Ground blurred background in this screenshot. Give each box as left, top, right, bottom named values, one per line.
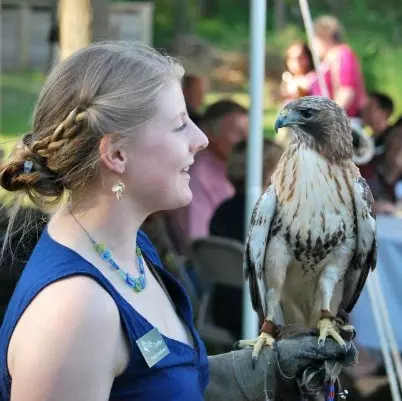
left=1, top=1, right=402, bottom=400
left=1, top=0, right=402, bottom=140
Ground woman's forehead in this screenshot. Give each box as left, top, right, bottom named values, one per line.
left=154, top=81, right=187, bottom=121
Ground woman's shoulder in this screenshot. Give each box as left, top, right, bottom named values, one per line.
left=7, top=275, right=123, bottom=399
left=14, top=274, right=121, bottom=335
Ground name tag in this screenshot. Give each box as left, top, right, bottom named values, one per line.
left=136, top=327, right=171, bottom=368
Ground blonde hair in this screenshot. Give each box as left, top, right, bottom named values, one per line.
left=0, top=41, right=184, bottom=255
left=313, top=15, right=345, bottom=44
left=1, top=41, right=184, bottom=205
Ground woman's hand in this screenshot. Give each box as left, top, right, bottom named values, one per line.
left=206, top=332, right=357, bottom=401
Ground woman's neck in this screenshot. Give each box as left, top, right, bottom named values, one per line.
left=50, top=191, right=148, bottom=263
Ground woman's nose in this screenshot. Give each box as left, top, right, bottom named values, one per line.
left=190, top=124, right=209, bottom=153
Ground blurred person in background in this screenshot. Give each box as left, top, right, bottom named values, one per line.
left=359, top=92, right=398, bottom=213
left=166, top=100, right=249, bottom=255
left=375, top=123, right=402, bottom=213
left=278, top=41, right=317, bottom=146
left=208, top=138, right=284, bottom=340
left=312, top=15, right=366, bottom=119
left=182, top=75, right=207, bottom=126
left=210, top=138, right=284, bottom=243
left=280, top=41, right=316, bottom=104
left=359, top=123, right=402, bottom=214
left=362, top=92, right=394, bottom=150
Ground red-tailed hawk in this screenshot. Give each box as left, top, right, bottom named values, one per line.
left=239, top=96, right=377, bottom=364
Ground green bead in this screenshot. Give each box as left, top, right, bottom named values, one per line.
left=94, top=243, right=106, bottom=254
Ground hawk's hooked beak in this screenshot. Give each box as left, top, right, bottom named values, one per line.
left=275, top=109, right=302, bottom=133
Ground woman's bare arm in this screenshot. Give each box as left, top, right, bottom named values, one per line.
left=8, top=276, right=125, bottom=401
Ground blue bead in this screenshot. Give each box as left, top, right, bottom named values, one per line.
left=126, top=275, right=135, bottom=287
left=101, top=250, right=112, bottom=261
left=89, top=240, right=147, bottom=292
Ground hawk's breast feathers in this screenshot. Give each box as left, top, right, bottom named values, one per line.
left=244, top=141, right=376, bottom=326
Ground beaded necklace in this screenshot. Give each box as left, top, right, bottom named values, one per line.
left=70, top=211, right=147, bottom=293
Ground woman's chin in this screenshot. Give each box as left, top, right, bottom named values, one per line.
left=176, top=189, right=193, bottom=208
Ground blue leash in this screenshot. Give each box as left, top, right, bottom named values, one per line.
left=324, top=381, right=335, bottom=401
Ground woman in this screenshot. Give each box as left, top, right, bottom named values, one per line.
left=278, top=42, right=316, bottom=146
left=281, top=41, right=316, bottom=104
left=0, top=42, right=355, bottom=401
left=312, top=15, right=367, bottom=118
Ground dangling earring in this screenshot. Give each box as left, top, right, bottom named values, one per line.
left=112, top=178, right=125, bottom=200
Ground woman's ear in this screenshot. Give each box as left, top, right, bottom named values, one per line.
left=98, top=134, right=127, bottom=175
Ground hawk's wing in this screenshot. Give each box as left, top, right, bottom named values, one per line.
left=340, top=177, right=377, bottom=314
left=244, top=185, right=278, bottom=323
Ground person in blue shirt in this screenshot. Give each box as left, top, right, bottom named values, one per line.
left=0, top=41, right=355, bottom=401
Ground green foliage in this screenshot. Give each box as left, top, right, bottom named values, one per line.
left=0, top=72, right=44, bottom=136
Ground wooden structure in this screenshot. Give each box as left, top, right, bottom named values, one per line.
left=1, top=0, right=154, bottom=72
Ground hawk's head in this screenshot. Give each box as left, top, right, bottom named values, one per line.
left=275, top=96, right=353, bottom=162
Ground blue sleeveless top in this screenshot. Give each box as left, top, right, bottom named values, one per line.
left=0, top=228, right=209, bottom=400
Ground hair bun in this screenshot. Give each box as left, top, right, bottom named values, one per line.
left=0, top=142, right=64, bottom=200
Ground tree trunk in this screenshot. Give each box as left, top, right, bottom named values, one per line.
left=59, top=0, right=92, bottom=61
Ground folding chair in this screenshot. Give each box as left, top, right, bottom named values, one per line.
left=189, top=236, right=245, bottom=350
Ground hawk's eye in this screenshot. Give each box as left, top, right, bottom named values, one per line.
left=301, top=109, right=314, bottom=119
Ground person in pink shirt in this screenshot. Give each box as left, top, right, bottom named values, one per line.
left=166, top=100, right=249, bottom=254
left=311, top=15, right=367, bottom=118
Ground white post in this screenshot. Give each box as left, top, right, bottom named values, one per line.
left=298, top=0, right=329, bottom=98
left=242, top=0, right=267, bottom=339
left=367, top=274, right=401, bottom=401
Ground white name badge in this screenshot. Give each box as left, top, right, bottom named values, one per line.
left=136, top=327, right=171, bottom=368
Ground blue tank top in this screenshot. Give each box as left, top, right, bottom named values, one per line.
left=0, top=228, right=209, bottom=400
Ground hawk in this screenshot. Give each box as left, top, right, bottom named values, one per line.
left=238, top=96, right=377, bottom=363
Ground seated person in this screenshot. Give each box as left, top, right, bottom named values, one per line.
left=359, top=92, right=395, bottom=208
left=141, top=212, right=204, bottom=312
left=362, top=91, right=394, bottom=151
left=357, top=122, right=402, bottom=214
left=374, top=123, right=402, bottom=214
left=166, top=100, right=249, bottom=255
left=210, top=138, right=284, bottom=242
left=208, top=138, right=284, bottom=339
left=141, top=212, right=184, bottom=279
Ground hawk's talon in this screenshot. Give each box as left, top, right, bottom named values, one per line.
left=317, top=317, right=347, bottom=351
left=236, top=332, right=276, bottom=370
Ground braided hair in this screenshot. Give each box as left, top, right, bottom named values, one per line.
left=0, top=41, right=184, bottom=204
left=0, top=41, right=184, bottom=257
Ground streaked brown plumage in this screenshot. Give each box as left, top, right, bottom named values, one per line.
left=239, top=96, right=377, bottom=360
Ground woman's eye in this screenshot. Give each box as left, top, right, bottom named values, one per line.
left=301, top=109, right=314, bottom=118
left=174, top=123, right=187, bottom=132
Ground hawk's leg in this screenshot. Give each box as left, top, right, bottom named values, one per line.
left=316, top=265, right=348, bottom=351
left=236, top=320, right=277, bottom=368
left=317, top=310, right=347, bottom=350
left=236, top=289, right=281, bottom=367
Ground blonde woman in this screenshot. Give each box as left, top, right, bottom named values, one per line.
left=312, top=15, right=367, bottom=118
left=0, top=42, right=355, bottom=401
